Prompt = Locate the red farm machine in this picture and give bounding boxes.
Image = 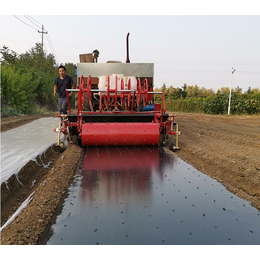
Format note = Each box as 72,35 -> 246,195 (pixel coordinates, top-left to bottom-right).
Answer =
54,33 -> 181,151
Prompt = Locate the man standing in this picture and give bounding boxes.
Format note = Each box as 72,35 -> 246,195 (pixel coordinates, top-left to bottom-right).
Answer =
53,65 -> 74,114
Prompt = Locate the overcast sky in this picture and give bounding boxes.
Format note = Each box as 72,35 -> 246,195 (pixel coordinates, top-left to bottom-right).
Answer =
1,15 -> 260,92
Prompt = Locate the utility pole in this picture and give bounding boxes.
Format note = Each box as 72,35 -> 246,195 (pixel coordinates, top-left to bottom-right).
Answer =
38,25 -> 48,51
228,67 -> 236,115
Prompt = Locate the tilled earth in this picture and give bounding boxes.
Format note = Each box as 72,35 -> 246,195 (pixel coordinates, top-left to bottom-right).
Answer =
168,113 -> 260,210
1,145 -> 82,245
1,112 -> 260,244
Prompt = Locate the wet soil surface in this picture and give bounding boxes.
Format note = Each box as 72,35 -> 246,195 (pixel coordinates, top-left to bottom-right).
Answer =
169,113 -> 260,210
46,146 -> 260,245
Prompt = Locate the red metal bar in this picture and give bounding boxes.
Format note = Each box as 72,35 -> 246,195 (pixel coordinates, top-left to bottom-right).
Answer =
78,75 -> 84,113
107,75 -> 110,108
87,75 -> 94,111
120,78 -> 125,109
154,103 -> 161,112
137,78 -> 141,106
127,78 -> 131,110
78,110 -> 160,115
131,90 -> 135,113
99,92 -> 103,112
143,78 -> 148,107
65,90 -> 71,114
114,75 -> 118,109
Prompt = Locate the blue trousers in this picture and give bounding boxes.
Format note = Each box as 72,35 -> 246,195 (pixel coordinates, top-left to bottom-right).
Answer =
58,97 -> 68,114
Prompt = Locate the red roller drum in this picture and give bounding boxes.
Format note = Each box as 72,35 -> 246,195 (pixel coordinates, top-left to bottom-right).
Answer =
81,123 -> 159,146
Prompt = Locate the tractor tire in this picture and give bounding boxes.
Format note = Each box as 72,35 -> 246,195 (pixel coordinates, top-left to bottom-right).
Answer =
169,139 -> 175,151
77,136 -> 82,147
159,135 -> 166,147
59,138 -> 69,152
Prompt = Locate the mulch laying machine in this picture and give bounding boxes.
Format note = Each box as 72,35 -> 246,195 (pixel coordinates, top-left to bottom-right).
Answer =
55,34 -> 181,151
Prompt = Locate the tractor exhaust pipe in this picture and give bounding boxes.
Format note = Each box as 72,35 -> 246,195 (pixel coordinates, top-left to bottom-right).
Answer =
126,32 -> 130,63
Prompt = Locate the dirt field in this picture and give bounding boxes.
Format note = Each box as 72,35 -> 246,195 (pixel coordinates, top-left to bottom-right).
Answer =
169,112 -> 260,210
1,112 -> 260,244
1,145 -> 82,245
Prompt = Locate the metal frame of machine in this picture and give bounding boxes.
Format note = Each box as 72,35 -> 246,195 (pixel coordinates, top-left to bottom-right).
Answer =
54,72 -> 181,150
54,33 -> 181,150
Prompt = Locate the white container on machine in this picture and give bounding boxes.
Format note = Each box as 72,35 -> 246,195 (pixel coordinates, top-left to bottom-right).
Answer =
98,75 -> 137,92
123,76 -> 137,91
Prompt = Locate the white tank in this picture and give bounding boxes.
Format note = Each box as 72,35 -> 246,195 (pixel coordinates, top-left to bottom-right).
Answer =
98,75 -> 137,91
124,76 -> 137,91
98,76 -> 107,91
110,74 -> 124,90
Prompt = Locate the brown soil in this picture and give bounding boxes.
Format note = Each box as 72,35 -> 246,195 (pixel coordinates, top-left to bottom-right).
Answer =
1,145 -> 83,245
1,113 -> 57,133
1,146 -> 60,226
167,112 -> 260,210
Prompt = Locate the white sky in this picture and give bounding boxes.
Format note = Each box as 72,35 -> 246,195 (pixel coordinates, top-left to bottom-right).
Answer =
0,1 -> 260,92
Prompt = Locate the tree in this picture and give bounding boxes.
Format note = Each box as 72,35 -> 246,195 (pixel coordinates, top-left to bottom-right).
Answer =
199,87 -> 215,97
251,88 -> 260,94
0,45 -> 18,64
18,43 -> 56,74
234,86 -> 242,94
246,86 -> 252,94
181,83 -> 187,98
1,43 -> 58,114
1,63 -> 38,112
168,86 -> 182,99
161,83 -> 166,92
186,85 -> 200,97
218,87 -> 230,94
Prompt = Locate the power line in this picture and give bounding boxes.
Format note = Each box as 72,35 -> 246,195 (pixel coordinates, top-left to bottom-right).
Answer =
27,16 -> 49,54
24,16 -> 47,53
13,15 -> 38,31
46,34 -> 54,55
24,15 -> 42,29
13,15 -> 59,64
27,15 -> 42,26
46,33 -> 59,64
